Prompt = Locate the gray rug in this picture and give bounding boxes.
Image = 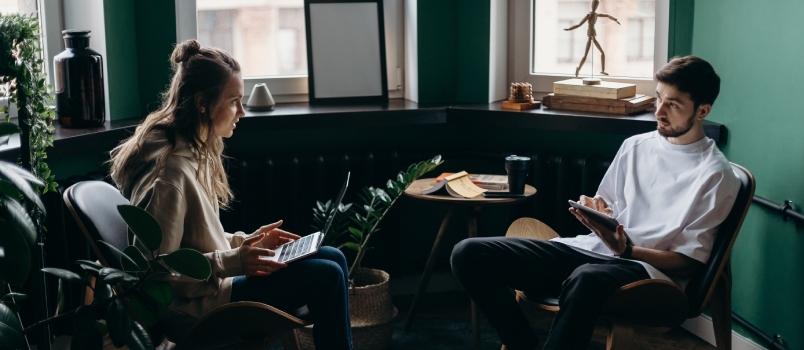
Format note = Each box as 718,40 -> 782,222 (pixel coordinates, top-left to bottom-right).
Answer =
277,316 -> 605,350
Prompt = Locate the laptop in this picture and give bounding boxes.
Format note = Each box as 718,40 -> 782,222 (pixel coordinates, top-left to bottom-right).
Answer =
266,172 -> 350,263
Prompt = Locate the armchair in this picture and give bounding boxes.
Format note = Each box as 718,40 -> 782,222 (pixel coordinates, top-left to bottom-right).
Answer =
506,163 -> 755,349
63,180 -> 308,350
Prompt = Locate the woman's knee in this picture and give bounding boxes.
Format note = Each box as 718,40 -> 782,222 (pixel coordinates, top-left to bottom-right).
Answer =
317,246 -> 348,267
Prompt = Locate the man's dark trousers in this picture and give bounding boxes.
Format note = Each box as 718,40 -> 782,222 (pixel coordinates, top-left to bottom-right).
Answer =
450,237 -> 650,350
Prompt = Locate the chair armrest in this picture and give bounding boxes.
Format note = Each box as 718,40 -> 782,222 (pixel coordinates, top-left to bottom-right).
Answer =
175,302 -> 308,350
601,279 -> 689,328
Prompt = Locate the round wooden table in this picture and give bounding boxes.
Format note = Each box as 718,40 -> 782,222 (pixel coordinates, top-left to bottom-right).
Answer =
402,178 -> 536,350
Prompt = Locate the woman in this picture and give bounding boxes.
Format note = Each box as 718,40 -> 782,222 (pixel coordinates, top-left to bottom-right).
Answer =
110,40 -> 352,349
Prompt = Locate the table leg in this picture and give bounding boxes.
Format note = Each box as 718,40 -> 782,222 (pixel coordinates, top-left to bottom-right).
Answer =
403,207 -> 456,331
469,207 -> 481,350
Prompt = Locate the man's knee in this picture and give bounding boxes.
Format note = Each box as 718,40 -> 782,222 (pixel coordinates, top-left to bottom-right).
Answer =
450,238 -> 483,270
562,265 -> 616,300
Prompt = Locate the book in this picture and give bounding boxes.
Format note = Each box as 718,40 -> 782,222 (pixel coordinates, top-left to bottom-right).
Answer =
422,171 -> 487,198
553,79 -> 637,99
434,172 -> 509,191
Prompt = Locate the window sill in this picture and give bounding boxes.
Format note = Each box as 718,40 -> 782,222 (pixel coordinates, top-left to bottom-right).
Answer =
0,99 -> 726,161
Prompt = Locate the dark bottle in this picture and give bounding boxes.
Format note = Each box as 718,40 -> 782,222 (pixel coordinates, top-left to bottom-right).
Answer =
54,30 -> 105,128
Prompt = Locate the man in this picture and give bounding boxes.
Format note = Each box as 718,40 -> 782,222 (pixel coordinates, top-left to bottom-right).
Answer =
450,56 -> 740,350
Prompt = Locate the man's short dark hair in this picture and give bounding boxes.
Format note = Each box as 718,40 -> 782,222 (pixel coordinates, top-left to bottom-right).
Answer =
655,56 -> 720,107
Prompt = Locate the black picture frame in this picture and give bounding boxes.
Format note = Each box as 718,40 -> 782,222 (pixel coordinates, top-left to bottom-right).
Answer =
304,0 -> 388,105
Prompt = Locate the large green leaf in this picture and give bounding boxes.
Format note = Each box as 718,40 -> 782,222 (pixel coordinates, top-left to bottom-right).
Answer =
74,260 -> 104,275
3,162 -> 43,187
1,293 -> 26,302
127,297 -> 157,327
340,242 -> 361,252
0,161 -> 45,213
161,249 -> 211,281
0,221 -> 31,287
127,321 -> 155,350
0,196 -> 36,247
106,299 -> 132,347
117,205 -> 162,252
96,240 -> 140,270
99,267 -> 138,286
142,280 -> 172,308
0,302 -> 25,349
41,267 -> 89,287
0,180 -> 21,198
94,280 -> 113,302
122,246 -> 149,272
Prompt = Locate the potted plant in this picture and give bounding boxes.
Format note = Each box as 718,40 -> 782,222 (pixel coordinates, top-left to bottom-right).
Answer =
36,204 -> 212,350
0,121 -> 46,350
300,155 -> 443,350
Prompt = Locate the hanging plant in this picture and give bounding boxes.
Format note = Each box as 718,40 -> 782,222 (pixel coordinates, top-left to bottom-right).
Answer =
0,13 -> 57,193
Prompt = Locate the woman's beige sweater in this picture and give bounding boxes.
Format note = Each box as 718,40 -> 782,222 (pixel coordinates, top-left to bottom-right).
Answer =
122,130 -> 255,342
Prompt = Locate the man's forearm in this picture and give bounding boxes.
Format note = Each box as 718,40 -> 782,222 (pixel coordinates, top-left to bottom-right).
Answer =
629,246 -> 703,278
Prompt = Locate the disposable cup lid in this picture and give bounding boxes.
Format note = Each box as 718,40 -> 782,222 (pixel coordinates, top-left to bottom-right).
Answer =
505,155 -> 530,161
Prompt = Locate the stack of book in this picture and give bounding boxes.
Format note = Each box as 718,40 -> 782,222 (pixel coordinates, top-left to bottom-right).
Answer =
542,78 -> 654,115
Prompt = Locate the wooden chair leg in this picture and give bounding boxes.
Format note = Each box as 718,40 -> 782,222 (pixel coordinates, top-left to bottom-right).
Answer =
279,329 -> 301,350
606,319 -> 634,350
710,267 -> 733,350
83,275 -> 96,305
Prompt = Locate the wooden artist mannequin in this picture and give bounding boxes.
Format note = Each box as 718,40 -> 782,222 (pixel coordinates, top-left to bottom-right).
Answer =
565,0 -> 620,78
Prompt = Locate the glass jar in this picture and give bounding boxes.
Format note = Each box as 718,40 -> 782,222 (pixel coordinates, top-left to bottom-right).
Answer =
54,30 -> 105,128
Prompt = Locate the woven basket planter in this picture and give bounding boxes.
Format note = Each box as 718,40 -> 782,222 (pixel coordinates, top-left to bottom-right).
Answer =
299,268 -> 397,350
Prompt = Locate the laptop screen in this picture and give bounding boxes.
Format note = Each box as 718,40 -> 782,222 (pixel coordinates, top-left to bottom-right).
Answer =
321,171 -> 350,236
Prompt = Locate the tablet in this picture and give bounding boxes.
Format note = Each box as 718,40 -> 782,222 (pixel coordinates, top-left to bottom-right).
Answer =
568,199 -> 620,232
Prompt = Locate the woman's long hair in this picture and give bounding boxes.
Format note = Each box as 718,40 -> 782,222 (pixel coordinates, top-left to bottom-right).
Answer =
110,39 -> 239,208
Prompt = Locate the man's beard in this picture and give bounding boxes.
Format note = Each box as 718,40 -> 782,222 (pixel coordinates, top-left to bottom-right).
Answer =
657,110 -> 696,138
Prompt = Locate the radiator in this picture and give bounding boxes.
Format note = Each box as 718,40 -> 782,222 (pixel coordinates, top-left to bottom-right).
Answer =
219,150 -> 612,272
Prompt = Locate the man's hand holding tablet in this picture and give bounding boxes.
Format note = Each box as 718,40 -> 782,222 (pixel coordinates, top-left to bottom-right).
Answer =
568,195 -> 634,256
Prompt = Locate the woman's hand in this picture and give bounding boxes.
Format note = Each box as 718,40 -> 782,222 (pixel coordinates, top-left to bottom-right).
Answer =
251,220 -> 301,250
239,233 -> 287,276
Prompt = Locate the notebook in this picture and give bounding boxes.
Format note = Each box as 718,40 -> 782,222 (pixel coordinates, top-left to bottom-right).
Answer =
266,172 -> 350,263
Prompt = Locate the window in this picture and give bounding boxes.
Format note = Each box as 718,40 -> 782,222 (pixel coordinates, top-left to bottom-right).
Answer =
177,0 -> 404,102
1,0 -> 64,116
510,0 -> 669,96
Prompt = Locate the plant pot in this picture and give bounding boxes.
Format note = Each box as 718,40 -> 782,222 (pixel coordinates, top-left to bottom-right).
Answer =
299,268 -> 397,350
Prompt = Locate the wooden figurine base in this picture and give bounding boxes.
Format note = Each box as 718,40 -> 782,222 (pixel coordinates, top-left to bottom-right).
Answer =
582,78 -> 601,85
502,100 -> 542,111
542,93 -> 654,115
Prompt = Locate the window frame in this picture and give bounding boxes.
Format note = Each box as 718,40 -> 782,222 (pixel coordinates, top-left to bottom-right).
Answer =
509,0 -> 670,97
175,0 -> 405,103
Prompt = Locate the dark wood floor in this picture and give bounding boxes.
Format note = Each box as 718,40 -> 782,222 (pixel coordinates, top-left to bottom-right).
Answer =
393,291 -> 716,350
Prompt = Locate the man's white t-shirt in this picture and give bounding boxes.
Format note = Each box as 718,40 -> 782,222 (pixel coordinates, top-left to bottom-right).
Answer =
551,131 -> 740,288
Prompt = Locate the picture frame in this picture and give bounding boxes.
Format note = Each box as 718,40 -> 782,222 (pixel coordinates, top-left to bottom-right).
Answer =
304,0 -> 388,105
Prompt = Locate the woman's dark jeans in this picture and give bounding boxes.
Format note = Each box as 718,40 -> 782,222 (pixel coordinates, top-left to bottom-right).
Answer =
231,246 -> 352,350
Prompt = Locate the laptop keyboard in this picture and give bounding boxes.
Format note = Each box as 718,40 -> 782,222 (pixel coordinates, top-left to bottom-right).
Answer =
278,234 -> 315,263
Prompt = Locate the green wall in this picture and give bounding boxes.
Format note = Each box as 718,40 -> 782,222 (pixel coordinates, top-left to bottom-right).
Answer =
101,0 -> 175,120
693,1 -> 804,348
102,0 -> 140,120
417,0 -> 490,104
